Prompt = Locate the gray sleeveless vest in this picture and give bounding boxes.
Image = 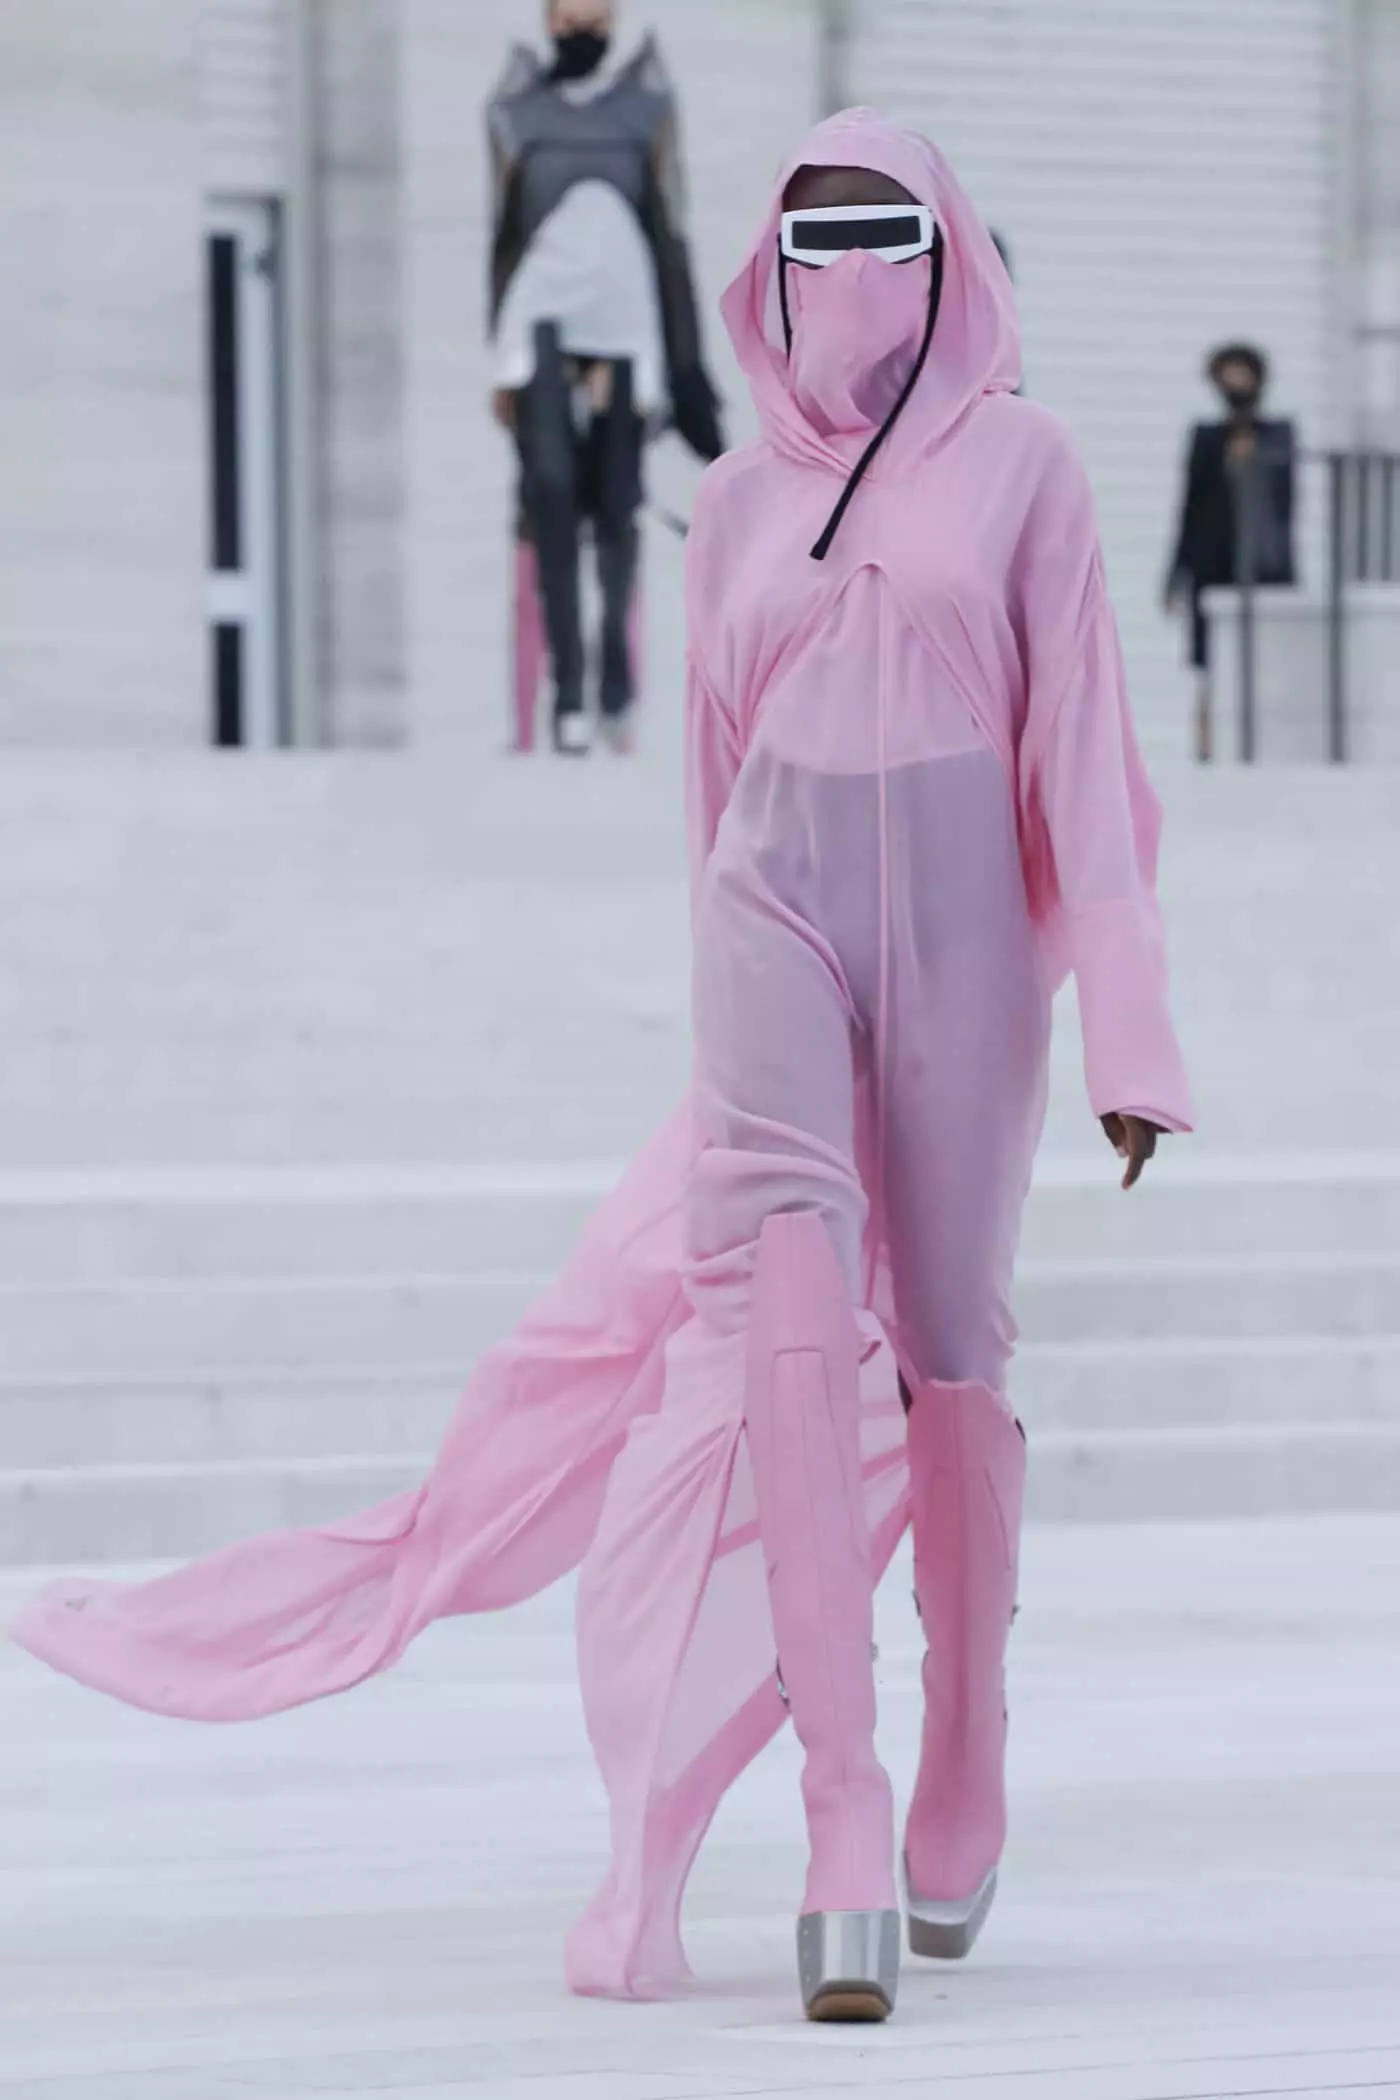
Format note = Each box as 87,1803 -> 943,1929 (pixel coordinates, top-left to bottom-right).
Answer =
487,38 -> 724,462
488,43 -> 670,320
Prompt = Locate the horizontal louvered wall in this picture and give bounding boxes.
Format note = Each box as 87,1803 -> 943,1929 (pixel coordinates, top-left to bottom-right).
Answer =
201,0 -> 286,196
848,0 -> 1345,745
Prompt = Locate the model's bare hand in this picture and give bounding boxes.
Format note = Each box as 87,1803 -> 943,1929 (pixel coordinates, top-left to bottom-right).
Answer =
1101,1112 -> 1164,1190
491,388 -> 517,433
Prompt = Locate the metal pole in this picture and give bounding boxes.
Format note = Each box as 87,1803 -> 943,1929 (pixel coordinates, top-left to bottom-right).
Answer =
1357,451 -> 1373,581
816,0 -> 853,117
1384,455 -> 1396,580
1234,447 -> 1258,763
1328,452 -> 1348,763
281,0 -> 326,747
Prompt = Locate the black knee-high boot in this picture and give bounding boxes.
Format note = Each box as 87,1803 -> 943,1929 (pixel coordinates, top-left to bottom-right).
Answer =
589,360 -> 644,723
515,324 -> 586,735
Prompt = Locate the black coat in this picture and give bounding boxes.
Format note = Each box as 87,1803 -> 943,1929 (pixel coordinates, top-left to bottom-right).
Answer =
1168,417 -> 1297,594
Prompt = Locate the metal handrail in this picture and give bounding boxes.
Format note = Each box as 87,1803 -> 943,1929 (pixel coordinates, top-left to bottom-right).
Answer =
1231,446 -> 1400,765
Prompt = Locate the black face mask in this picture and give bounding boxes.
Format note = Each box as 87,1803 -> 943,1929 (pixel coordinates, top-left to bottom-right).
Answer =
551,28 -> 609,81
1219,379 -> 1262,415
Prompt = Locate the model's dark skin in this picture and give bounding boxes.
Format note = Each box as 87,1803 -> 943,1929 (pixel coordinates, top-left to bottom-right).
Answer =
784,165 -> 918,212
784,166 -> 1163,1190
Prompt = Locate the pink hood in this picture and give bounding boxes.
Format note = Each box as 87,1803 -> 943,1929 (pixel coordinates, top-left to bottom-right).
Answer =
720,108 -> 1022,479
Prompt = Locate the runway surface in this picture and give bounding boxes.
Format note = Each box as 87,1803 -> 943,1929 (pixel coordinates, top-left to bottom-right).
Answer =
5,1515 -> 1399,2098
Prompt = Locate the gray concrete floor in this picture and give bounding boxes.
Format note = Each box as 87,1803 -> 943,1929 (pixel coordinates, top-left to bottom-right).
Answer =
4,1515 -> 1399,2098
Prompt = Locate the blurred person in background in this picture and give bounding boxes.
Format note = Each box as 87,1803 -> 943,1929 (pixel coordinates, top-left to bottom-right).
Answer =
488,0 -> 725,756
1165,342 -> 1296,761
14,113 -> 1192,2028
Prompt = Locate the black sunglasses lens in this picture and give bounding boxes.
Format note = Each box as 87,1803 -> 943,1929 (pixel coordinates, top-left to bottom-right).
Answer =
790,213 -> 924,254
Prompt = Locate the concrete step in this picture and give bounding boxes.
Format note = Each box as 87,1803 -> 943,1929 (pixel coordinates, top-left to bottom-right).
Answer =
7,1422 -> 1400,1565
0,1157 -> 1396,1282
0,754 -> 1392,1560
7,1070 -> 1398,1165
0,1097 -> 673,1170
0,769 -> 1396,1171
1018,1333 -> 1400,1431
0,1272 -> 540,1382
0,750 -> 690,885
1022,1424 -> 1400,1525
0,752 -> 1385,887
1019,1251 -> 1400,1346
0,1370 -> 460,1469
0,765 -> 1387,916
1019,1160 -> 1400,1264
0,1169 -> 607,1283
2,1336 -> 1395,1473
1,1251 -> 1397,1381
0,934 -> 688,1034
0,1455 -> 414,1566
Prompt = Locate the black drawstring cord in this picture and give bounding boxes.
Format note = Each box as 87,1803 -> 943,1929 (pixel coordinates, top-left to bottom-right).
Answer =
808,229 -> 945,562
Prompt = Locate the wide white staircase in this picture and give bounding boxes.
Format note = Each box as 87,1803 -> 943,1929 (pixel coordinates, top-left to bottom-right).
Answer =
0,752 -> 1396,1563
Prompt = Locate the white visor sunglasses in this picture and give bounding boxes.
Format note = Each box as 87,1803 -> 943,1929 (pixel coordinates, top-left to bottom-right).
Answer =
779,202 -> 937,269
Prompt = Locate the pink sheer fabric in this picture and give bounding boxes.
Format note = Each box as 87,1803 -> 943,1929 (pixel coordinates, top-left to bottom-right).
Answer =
12,110 -> 1191,2001
786,246 -> 935,435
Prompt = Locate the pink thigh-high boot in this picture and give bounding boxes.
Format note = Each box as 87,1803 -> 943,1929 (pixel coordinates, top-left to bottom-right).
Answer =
746,1211 -> 900,2022
903,1379 -> 1026,1959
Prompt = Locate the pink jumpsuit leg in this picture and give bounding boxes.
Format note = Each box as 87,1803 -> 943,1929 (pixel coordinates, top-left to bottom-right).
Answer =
570,855 -> 876,1996
855,758 -> 1050,1955
868,759 -> 1052,1391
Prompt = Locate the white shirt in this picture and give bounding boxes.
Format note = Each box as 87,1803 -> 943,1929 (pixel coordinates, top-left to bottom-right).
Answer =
493,56 -> 667,411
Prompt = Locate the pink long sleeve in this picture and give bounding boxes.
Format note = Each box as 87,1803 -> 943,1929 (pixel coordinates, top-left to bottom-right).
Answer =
682,460 -> 746,917
684,653 -> 742,917
1033,600 -> 1193,1130
1017,425 -> 1193,1134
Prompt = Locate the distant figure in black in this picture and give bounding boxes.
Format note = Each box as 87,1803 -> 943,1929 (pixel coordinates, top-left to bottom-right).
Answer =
1166,343 -> 1296,762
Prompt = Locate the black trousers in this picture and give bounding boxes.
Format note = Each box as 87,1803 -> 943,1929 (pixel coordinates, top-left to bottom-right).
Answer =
514,323 -> 644,723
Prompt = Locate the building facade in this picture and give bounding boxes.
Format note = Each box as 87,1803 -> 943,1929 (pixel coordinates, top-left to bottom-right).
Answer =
0,0 -> 403,749
0,0 -> 1392,751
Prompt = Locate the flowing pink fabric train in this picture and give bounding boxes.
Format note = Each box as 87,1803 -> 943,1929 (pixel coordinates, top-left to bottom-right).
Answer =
13,110 -> 1192,2000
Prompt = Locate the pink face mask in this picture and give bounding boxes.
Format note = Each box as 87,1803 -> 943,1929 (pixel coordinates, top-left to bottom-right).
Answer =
785,250 -> 935,438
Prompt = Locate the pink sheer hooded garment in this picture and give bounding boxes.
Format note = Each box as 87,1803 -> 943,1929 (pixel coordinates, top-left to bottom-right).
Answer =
12,112 -> 1191,2000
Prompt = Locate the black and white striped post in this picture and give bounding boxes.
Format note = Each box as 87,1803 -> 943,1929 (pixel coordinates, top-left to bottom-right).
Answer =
1327,452 -> 1348,766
